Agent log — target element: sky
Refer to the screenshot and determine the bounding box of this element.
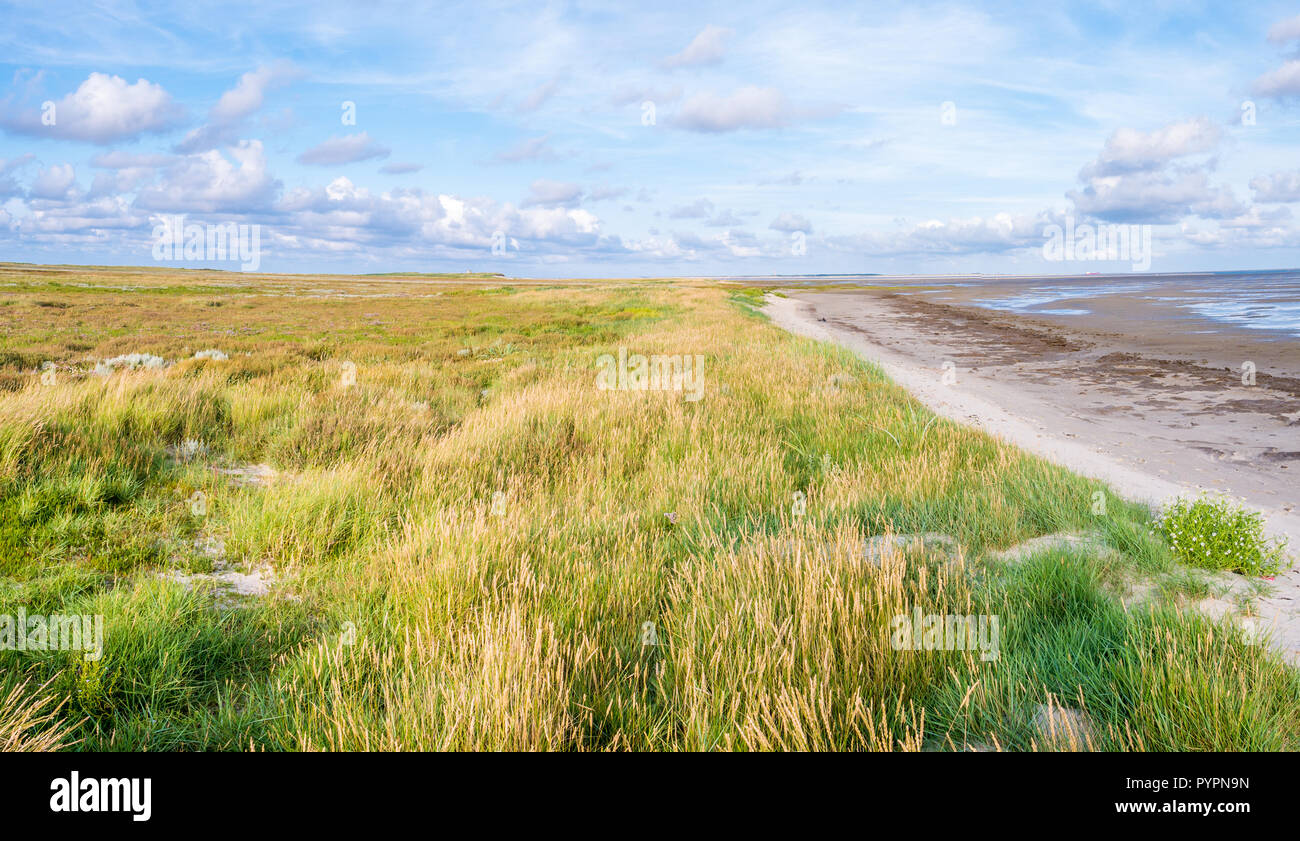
[2,0,1300,277]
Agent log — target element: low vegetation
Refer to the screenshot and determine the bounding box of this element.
[1154,496,1288,577]
[0,264,1295,751]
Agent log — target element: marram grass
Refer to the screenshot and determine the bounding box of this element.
[0,266,1296,751]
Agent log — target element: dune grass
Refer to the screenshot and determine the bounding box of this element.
[0,265,1296,751]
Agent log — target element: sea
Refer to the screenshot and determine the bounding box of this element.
[723,270,1300,338]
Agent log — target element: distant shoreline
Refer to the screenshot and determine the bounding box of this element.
[5,260,1300,284]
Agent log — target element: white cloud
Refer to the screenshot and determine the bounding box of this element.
[521,179,583,208]
[3,156,619,265]
[1069,170,1241,223]
[0,154,35,197]
[136,140,280,212]
[1180,209,1300,250]
[90,151,175,169]
[297,132,391,165]
[30,164,78,200]
[1251,16,1300,100]
[494,134,558,163]
[587,185,629,202]
[609,85,683,106]
[379,162,424,175]
[661,25,732,69]
[273,176,604,257]
[1250,170,1300,203]
[831,212,1054,257]
[0,73,183,144]
[176,62,300,154]
[769,212,811,233]
[1079,117,1221,178]
[88,167,156,197]
[1252,59,1300,99]
[6,194,146,236]
[1068,117,1241,224]
[1220,204,1292,228]
[518,78,560,112]
[1267,15,1300,45]
[671,86,804,132]
[669,198,714,218]
[212,62,299,123]
[705,209,745,227]
[85,151,169,198]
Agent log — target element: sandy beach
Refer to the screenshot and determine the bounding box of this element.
[765,285,1300,660]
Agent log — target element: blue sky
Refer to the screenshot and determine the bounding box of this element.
[2,0,1300,276]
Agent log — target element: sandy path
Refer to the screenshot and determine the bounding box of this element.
[764,291,1300,662]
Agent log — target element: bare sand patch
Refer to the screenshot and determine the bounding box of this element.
[213,463,279,487]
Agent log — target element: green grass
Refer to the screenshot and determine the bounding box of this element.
[0,265,1295,751]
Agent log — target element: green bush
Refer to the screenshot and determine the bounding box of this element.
[1154,496,1288,577]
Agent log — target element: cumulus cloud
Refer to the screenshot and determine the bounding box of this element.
[0,155,35,197]
[1068,170,1241,223]
[276,177,443,240]
[83,151,170,197]
[88,167,156,197]
[1181,207,1300,250]
[0,72,183,144]
[661,25,732,69]
[5,193,147,238]
[136,140,280,212]
[272,176,607,259]
[297,132,391,165]
[1250,170,1300,203]
[1220,204,1293,228]
[1069,117,1240,223]
[671,86,797,132]
[2,154,622,265]
[1078,117,1221,179]
[29,164,77,200]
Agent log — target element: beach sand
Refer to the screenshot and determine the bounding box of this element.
[765,287,1300,661]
